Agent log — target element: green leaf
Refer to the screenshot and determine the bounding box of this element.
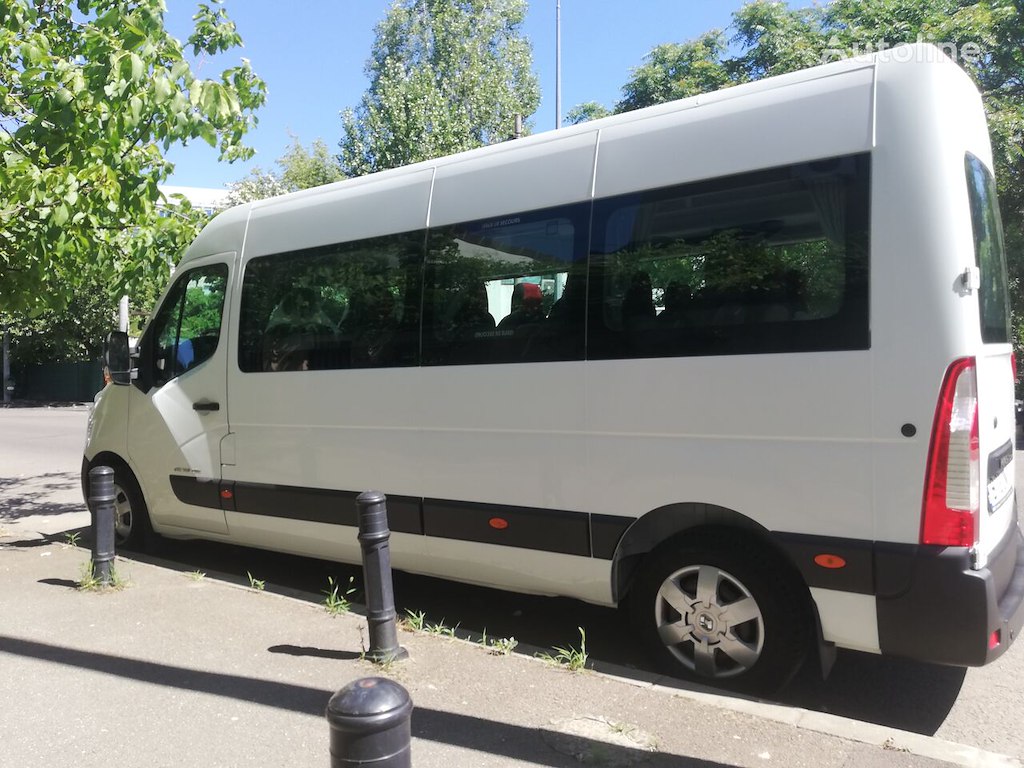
[129,95,143,125]
[52,203,69,227]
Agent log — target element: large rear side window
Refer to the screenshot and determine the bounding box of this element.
[965,153,1011,344]
[588,154,871,359]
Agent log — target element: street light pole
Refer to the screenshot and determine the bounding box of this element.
[2,325,10,404]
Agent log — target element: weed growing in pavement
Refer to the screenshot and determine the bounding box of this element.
[246,571,265,591]
[538,626,589,671]
[425,618,459,638]
[323,576,357,616]
[78,560,128,591]
[401,609,427,632]
[359,647,400,672]
[187,570,205,581]
[398,610,461,639]
[478,629,518,656]
[63,531,81,547]
[488,636,518,656]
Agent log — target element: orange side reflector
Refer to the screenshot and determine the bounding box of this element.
[813,554,846,569]
[488,517,509,530]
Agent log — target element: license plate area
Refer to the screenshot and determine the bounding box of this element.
[987,439,1014,514]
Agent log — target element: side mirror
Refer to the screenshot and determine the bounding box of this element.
[104,331,132,386]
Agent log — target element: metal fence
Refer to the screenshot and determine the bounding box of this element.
[11,360,104,403]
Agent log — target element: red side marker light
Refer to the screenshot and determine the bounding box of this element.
[220,489,234,500]
[989,630,1001,650]
[813,554,846,569]
[488,517,509,530]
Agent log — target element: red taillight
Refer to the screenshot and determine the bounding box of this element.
[921,357,979,547]
[1012,352,1018,384]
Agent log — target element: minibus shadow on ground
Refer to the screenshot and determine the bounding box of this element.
[94,529,967,740]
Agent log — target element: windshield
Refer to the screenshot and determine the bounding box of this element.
[965,153,1011,344]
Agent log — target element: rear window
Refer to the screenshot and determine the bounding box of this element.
[965,153,1011,344]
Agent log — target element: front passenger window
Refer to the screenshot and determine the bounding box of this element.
[150,264,228,387]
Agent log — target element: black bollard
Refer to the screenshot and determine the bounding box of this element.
[326,677,413,767]
[356,491,408,663]
[88,466,116,585]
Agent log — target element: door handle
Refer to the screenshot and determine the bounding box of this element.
[193,401,220,412]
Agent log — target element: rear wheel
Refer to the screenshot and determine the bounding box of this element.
[628,532,810,696]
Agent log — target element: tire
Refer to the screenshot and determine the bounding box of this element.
[628,531,810,696]
[88,459,155,551]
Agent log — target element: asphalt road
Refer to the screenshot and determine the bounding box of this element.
[2,405,1022,759]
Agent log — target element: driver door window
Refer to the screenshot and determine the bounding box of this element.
[150,264,228,387]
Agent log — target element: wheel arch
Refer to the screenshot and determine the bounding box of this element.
[82,451,143,502]
[610,502,805,606]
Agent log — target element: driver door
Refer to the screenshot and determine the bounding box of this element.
[127,255,232,534]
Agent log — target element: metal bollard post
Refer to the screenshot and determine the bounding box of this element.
[326,677,413,767]
[88,466,116,585]
[356,491,408,663]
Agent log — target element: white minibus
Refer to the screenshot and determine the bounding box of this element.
[86,43,1024,694]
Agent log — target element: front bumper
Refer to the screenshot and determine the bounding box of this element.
[875,512,1024,667]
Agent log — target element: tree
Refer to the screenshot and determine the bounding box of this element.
[225,166,289,207]
[615,32,736,113]
[1,274,117,365]
[339,0,540,177]
[0,0,267,316]
[226,137,344,205]
[565,101,611,126]
[279,136,344,191]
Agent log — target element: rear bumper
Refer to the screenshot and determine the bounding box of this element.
[875,512,1024,666]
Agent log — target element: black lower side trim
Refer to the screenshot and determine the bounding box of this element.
[772,531,874,595]
[423,498,591,557]
[231,481,423,535]
[592,514,634,560]
[169,475,221,510]
[169,476,631,559]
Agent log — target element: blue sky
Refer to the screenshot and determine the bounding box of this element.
[163,1,746,189]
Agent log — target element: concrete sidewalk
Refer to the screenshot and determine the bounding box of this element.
[1,534,1018,768]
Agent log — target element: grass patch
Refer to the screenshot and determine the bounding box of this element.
[323,575,357,616]
[246,571,265,591]
[537,626,589,671]
[479,629,518,656]
[78,560,128,591]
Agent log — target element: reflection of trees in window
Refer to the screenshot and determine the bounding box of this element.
[239,231,424,372]
[595,154,869,357]
[423,206,588,365]
[180,273,227,340]
[149,265,227,385]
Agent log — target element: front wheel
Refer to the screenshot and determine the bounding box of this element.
[628,533,810,695]
[88,460,154,551]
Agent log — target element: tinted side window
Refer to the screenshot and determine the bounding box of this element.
[965,153,1011,345]
[589,155,871,359]
[423,204,590,365]
[148,264,228,387]
[239,232,424,372]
